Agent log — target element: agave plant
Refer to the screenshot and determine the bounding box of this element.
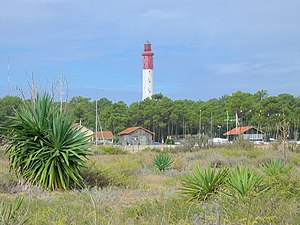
[260,160,293,176]
[5,94,91,191]
[225,166,268,198]
[153,153,174,172]
[180,165,228,201]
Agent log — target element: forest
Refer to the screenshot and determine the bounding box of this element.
[1,90,300,142]
[1,90,300,224]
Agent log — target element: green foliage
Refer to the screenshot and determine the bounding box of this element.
[153,153,174,172]
[261,159,293,176]
[83,157,142,188]
[0,197,28,225]
[5,94,90,191]
[2,90,300,143]
[180,165,228,201]
[224,166,268,198]
[0,96,22,135]
[92,145,128,155]
[230,136,254,150]
[141,147,162,153]
[0,146,298,224]
[164,138,174,145]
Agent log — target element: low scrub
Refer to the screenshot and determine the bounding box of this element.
[223,166,268,198]
[180,164,228,201]
[153,153,174,172]
[261,159,293,176]
[82,157,142,188]
[227,136,254,150]
[92,145,129,155]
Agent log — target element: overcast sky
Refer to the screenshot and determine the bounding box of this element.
[1,0,300,103]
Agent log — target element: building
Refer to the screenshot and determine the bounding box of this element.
[72,124,94,142]
[142,41,154,100]
[118,127,154,146]
[224,126,264,142]
[94,131,115,145]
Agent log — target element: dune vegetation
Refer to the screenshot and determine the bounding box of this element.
[0,143,299,225]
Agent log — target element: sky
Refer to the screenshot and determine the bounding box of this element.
[1,0,300,104]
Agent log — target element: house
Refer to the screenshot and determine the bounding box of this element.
[72,124,94,142]
[224,126,264,142]
[94,131,115,145]
[118,127,154,146]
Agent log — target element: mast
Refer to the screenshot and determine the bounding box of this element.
[95,99,98,146]
[7,57,11,96]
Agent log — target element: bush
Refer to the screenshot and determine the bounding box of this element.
[153,153,174,172]
[5,94,90,191]
[223,166,268,198]
[261,159,293,176]
[92,145,128,155]
[228,136,254,150]
[83,157,142,188]
[180,164,228,201]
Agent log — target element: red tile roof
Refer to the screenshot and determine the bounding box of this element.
[94,131,115,139]
[223,126,254,135]
[118,127,155,135]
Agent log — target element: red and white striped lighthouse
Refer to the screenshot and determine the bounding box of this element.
[141,41,154,100]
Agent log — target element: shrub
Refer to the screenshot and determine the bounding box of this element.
[92,145,128,155]
[228,136,254,150]
[141,147,162,153]
[5,94,90,191]
[224,166,268,198]
[261,160,293,176]
[153,153,174,172]
[83,157,142,188]
[180,164,228,201]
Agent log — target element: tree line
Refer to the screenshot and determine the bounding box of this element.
[1,90,300,142]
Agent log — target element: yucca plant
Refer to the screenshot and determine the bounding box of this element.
[180,165,228,201]
[224,166,268,198]
[260,160,293,176]
[153,153,174,172]
[5,94,91,191]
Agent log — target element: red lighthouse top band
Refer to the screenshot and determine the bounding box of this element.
[142,41,154,69]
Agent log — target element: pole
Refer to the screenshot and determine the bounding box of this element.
[199,109,202,135]
[7,57,11,96]
[227,117,229,140]
[95,99,98,146]
[211,112,213,139]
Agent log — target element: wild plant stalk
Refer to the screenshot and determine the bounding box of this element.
[0,197,28,225]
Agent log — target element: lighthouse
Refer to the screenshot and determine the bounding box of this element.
[142,41,154,100]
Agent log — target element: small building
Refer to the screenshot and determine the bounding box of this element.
[73,124,94,142]
[118,127,154,146]
[224,126,264,142]
[94,131,115,145]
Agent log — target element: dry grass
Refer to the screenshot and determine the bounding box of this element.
[0,145,299,224]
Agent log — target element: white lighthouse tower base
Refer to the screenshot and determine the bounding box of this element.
[142,69,153,100]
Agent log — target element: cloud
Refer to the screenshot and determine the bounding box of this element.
[1,0,300,102]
